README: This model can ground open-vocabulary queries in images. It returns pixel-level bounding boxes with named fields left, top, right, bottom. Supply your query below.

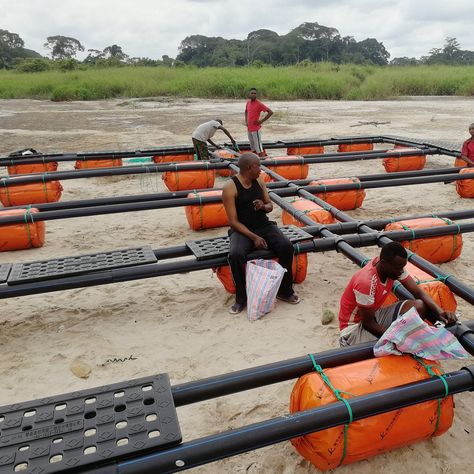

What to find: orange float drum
left=260, top=156, right=308, bottom=183
left=383, top=147, right=426, bottom=172
left=337, top=143, right=374, bottom=152
left=382, top=262, right=457, bottom=312
left=163, top=162, right=215, bottom=192
left=8, top=161, right=58, bottom=175
left=384, top=217, right=462, bottom=263
left=0, top=208, right=45, bottom=251
left=309, top=178, right=365, bottom=211
left=287, top=146, right=324, bottom=155
left=281, top=198, right=336, bottom=227
left=455, top=168, right=474, bottom=198
left=214, top=253, right=308, bottom=292
left=75, top=158, right=122, bottom=169
left=185, top=190, right=227, bottom=230
left=152, top=153, right=194, bottom=164
left=0, top=181, right=63, bottom=206
left=290, top=355, right=453, bottom=471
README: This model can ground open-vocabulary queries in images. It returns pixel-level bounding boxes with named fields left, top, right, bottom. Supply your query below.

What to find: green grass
left=0, top=63, right=474, bottom=101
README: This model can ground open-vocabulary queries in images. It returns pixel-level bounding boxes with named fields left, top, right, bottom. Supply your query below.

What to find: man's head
left=238, top=152, right=261, bottom=179
left=379, top=242, right=408, bottom=280
left=248, top=88, right=257, bottom=101
left=469, top=123, right=474, bottom=137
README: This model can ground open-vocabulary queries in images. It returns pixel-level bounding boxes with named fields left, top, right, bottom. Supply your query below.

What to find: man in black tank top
left=222, top=153, right=300, bottom=314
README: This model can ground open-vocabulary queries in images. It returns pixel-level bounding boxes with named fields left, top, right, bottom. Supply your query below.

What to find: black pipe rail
left=0, top=165, right=463, bottom=213
left=2, top=170, right=474, bottom=227
left=0, top=148, right=443, bottom=185
left=0, top=136, right=394, bottom=165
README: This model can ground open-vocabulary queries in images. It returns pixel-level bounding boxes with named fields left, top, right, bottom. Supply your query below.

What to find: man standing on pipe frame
left=222, top=153, right=300, bottom=315
left=339, top=242, right=457, bottom=346
left=192, top=119, right=237, bottom=160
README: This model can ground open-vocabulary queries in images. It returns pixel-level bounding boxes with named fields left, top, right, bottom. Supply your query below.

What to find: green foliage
left=16, top=58, right=51, bottom=72
left=44, top=35, right=84, bottom=60
left=0, top=64, right=474, bottom=101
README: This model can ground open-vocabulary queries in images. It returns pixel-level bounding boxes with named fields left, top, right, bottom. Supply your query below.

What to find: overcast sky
left=2, top=0, right=473, bottom=61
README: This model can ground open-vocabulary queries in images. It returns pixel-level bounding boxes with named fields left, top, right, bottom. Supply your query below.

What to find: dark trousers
left=228, top=222, right=294, bottom=305
left=192, top=138, right=208, bottom=160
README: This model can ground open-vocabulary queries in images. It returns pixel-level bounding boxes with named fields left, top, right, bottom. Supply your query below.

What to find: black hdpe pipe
left=3, top=171, right=474, bottom=227
left=0, top=148, right=443, bottom=185
left=1, top=165, right=462, bottom=213
left=92, top=366, right=474, bottom=474
left=3, top=224, right=474, bottom=299
left=0, top=136, right=391, bottom=165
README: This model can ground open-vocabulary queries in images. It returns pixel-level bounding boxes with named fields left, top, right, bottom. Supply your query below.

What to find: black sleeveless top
left=232, top=176, right=269, bottom=230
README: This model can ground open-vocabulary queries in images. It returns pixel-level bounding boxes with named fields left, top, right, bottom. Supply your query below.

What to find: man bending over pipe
left=192, top=119, right=237, bottom=160
left=339, top=242, right=457, bottom=346
left=222, top=153, right=300, bottom=315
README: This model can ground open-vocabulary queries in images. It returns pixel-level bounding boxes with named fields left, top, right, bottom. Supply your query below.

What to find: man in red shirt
left=339, top=242, right=457, bottom=346
left=245, top=88, right=273, bottom=158
left=460, top=122, right=474, bottom=166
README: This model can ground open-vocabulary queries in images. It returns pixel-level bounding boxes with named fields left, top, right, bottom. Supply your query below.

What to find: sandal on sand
left=277, top=293, right=301, bottom=305
left=229, top=302, right=246, bottom=315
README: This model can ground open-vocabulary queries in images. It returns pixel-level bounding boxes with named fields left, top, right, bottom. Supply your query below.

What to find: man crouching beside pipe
left=339, top=242, right=457, bottom=346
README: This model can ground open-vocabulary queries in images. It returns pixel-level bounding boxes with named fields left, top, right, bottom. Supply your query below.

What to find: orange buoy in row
left=337, top=143, right=373, bottom=153
left=456, top=168, right=474, bottom=197
left=281, top=198, right=335, bottom=227
left=185, top=190, right=227, bottom=230
left=75, top=158, right=122, bottom=169
left=382, top=262, right=457, bottom=311
left=384, top=217, right=462, bottom=263
left=152, top=153, right=194, bottom=163
left=8, top=161, right=58, bottom=175
left=261, top=156, right=309, bottom=183
left=214, top=254, right=308, bottom=293
left=213, top=150, right=238, bottom=177
left=163, top=162, right=215, bottom=192
left=287, top=146, right=324, bottom=155
left=309, top=178, right=366, bottom=210
left=383, top=147, right=426, bottom=172
left=0, top=181, right=63, bottom=206
left=0, top=208, right=45, bottom=251
left=290, top=355, right=453, bottom=471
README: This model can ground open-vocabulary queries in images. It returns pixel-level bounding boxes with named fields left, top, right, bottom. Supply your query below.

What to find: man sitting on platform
left=222, top=153, right=300, bottom=315
left=339, top=242, right=457, bottom=346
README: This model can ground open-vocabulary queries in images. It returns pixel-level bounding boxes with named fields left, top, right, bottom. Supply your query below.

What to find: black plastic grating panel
left=186, top=225, right=313, bottom=260
left=382, top=135, right=462, bottom=152
left=0, top=373, right=181, bottom=473
left=0, top=264, right=11, bottom=284
left=7, top=247, right=157, bottom=285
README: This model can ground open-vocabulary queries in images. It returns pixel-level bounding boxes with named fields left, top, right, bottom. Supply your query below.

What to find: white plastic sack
left=246, top=259, right=286, bottom=321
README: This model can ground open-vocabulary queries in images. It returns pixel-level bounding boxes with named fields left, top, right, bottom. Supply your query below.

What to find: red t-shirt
left=246, top=99, right=269, bottom=132
left=461, top=139, right=474, bottom=161
left=338, top=257, right=409, bottom=330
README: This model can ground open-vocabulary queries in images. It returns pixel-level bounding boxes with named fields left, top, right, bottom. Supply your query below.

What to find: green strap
left=309, top=354, right=353, bottom=466
left=294, top=242, right=301, bottom=255
left=23, top=206, right=34, bottom=247
left=42, top=174, right=48, bottom=201
left=195, top=192, right=204, bottom=229
left=412, top=356, right=449, bottom=434
left=360, top=258, right=370, bottom=268
left=2, top=179, right=11, bottom=206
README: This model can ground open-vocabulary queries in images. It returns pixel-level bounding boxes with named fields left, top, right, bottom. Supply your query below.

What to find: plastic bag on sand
left=374, top=306, right=469, bottom=360
left=246, top=259, right=286, bottom=321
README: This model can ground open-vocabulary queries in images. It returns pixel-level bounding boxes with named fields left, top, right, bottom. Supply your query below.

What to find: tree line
left=1, top=22, right=474, bottom=72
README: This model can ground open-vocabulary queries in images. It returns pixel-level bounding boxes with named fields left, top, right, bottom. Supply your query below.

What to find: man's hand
left=438, top=310, right=458, bottom=326
left=253, top=199, right=266, bottom=211
left=252, top=236, right=268, bottom=249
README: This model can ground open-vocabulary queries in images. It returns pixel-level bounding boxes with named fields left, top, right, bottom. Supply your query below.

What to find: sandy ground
left=1, top=97, right=474, bottom=473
